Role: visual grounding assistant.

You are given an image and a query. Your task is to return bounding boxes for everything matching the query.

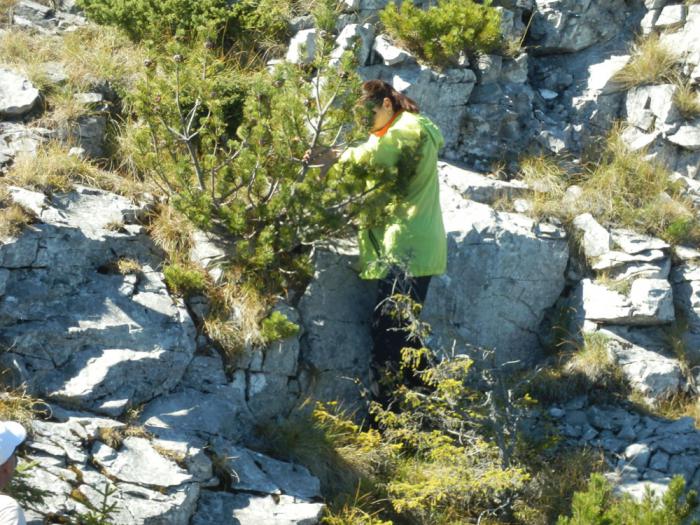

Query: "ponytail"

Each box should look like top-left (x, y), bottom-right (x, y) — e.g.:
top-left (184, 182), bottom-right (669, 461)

top-left (361, 79), bottom-right (420, 113)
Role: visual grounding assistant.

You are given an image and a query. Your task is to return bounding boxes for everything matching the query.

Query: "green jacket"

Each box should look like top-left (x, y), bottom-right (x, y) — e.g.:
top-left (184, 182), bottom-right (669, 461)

top-left (339, 111), bottom-right (447, 280)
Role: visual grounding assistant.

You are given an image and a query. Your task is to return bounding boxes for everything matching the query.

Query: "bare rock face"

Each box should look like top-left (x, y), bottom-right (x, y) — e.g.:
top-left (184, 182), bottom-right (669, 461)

top-left (0, 68), bottom-right (40, 117)
top-left (0, 186), bottom-right (196, 416)
top-left (297, 246), bottom-right (376, 410)
top-left (422, 175), bottom-right (569, 366)
top-left (529, 0), bottom-right (629, 53)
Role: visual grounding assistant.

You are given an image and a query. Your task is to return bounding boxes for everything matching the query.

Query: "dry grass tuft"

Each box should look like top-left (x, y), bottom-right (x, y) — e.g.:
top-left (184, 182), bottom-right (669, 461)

top-left (614, 34), bottom-right (678, 88)
top-left (0, 187), bottom-right (34, 238)
top-left (674, 81), bottom-right (700, 120)
top-left (0, 388), bottom-right (44, 428)
top-left (594, 272), bottom-right (632, 296)
top-left (97, 424), bottom-right (151, 449)
top-left (0, 26), bottom-right (145, 128)
top-left (565, 333), bottom-right (620, 383)
top-left (528, 332), bottom-right (629, 405)
top-left (204, 277), bottom-right (267, 360)
top-left (518, 129), bottom-right (700, 245)
top-left (148, 205), bottom-right (194, 261)
top-left (0, 0), bottom-right (17, 25)
top-left (6, 142), bottom-right (137, 195)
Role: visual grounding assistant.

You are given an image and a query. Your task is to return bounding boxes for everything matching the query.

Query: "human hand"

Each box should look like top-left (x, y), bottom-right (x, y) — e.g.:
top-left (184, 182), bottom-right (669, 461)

top-left (302, 147), bottom-right (340, 167)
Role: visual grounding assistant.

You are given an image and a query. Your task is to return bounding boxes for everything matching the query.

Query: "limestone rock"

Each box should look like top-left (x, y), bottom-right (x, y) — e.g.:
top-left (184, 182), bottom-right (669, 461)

top-left (0, 68), bottom-right (39, 117)
top-left (529, 0), bottom-right (629, 53)
top-left (140, 385), bottom-right (250, 443)
top-left (192, 492), bottom-right (324, 525)
top-left (577, 278), bottom-right (674, 325)
top-left (572, 213), bottom-right (611, 259)
top-left (438, 161), bottom-right (529, 205)
top-left (586, 55), bottom-right (630, 95)
top-left (0, 123), bottom-right (51, 166)
top-left (668, 123), bottom-right (700, 150)
top-left (671, 262), bottom-right (700, 364)
top-left (298, 247), bottom-right (375, 408)
top-left (331, 23), bottom-right (374, 67)
top-left (655, 4), bottom-right (686, 28)
top-left (423, 188), bottom-right (568, 365)
top-left (189, 229), bottom-right (233, 283)
top-left (92, 437), bottom-right (192, 488)
top-left (286, 29), bottom-right (317, 65)
top-left (213, 442), bottom-right (321, 500)
top-left (372, 34), bottom-right (413, 66)
top-left (660, 5), bottom-right (700, 64)
top-left (0, 187), bottom-right (195, 416)
top-left (610, 229), bottom-right (669, 254)
top-left (599, 327), bottom-right (683, 402)
top-left (626, 85), bottom-right (679, 133)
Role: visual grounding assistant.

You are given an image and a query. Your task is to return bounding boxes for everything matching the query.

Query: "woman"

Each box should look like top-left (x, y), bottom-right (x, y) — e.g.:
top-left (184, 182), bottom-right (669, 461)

top-left (311, 80), bottom-right (447, 372)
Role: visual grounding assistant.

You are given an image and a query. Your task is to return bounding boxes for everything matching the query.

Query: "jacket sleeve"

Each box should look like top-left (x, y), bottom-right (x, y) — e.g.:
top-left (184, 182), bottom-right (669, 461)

top-left (339, 135), bottom-right (401, 169)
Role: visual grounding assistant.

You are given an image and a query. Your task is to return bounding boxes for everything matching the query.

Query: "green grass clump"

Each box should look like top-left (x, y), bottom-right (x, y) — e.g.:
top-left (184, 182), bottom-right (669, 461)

top-left (260, 310), bottom-right (300, 343)
top-left (614, 34), bottom-right (678, 88)
top-left (163, 263), bottom-right (208, 298)
top-left (379, 0), bottom-right (502, 68)
top-left (557, 474), bottom-right (698, 525)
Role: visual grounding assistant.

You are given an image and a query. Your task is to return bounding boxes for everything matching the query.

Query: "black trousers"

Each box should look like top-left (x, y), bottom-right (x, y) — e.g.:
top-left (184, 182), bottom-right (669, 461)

top-left (371, 271), bottom-right (432, 367)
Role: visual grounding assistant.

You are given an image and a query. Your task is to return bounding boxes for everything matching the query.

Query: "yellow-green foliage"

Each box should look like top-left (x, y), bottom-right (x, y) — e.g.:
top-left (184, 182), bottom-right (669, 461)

top-left (387, 440), bottom-right (527, 524)
top-left (260, 310), bottom-right (300, 343)
top-left (614, 34), bottom-right (678, 88)
top-left (379, 0), bottom-right (502, 67)
top-left (163, 263), bottom-right (208, 298)
top-left (262, 345), bottom-right (529, 524)
top-left (557, 473), bottom-right (698, 525)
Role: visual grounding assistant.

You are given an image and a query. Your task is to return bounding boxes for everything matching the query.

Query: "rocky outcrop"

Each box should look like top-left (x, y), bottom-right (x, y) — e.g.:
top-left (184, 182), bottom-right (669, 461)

top-left (21, 404), bottom-right (324, 524)
top-left (551, 400), bottom-right (700, 501)
top-left (0, 186), bottom-right (195, 417)
top-left (0, 68), bottom-right (39, 117)
top-left (298, 246), bottom-right (376, 410)
top-left (423, 169), bottom-right (569, 366)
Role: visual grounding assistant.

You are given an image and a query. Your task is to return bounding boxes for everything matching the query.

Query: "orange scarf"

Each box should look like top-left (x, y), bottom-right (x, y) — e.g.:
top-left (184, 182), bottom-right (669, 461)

top-left (372, 110), bottom-right (403, 138)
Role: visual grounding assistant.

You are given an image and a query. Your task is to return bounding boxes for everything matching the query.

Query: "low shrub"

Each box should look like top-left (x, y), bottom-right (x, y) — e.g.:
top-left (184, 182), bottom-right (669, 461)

top-left (76, 0), bottom-right (297, 52)
top-left (260, 310), bottom-right (300, 343)
top-left (163, 263), bottom-right (208, 298)
top-left (379, 0), bottom-right (502, 68)
top-left (75, 0), bottom-right (236, 43)
top-left (557, 473), bottom-right (698, 525)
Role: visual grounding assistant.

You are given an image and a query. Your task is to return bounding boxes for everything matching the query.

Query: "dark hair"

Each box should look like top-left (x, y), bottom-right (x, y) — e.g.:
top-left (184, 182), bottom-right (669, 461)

top-left (361, 79), bottom-right (420, 113)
